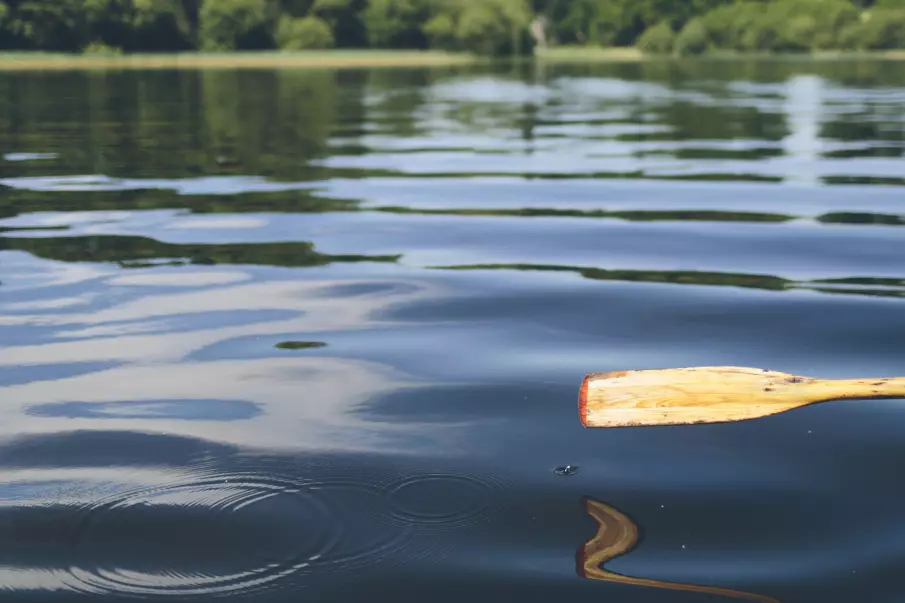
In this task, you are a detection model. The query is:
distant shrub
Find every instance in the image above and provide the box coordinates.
[674,18,708,55]
[739,15,781,51]
[82,41,123,56]
[810,0,860,49]
[700,2,763,50]
[637,22,675,54]
[364,0,430,48]
[777,14,817,51]
[857,9,905,49]
[423,13,456,49]
[837,22,865,50]
[275,16,335,50]
[199,0,273,51]
[691,0,859,53]
[423,0,532,56]
[772,0,858,51]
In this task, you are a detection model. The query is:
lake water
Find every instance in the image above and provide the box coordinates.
[1,58,905,602]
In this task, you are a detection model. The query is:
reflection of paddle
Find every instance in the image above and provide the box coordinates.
[576,497,780,602]
[579,366,905,428]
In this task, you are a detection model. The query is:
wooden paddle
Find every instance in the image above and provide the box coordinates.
[577,496,780,602]
[579,366,905,428]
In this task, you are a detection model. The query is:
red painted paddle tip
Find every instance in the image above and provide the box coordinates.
[578,374,590,427]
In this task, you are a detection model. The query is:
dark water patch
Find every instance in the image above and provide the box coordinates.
[0,362,120,388]
[384,471,510,533]
[312,281,421,298]
[364,270,905,381]
[0,431,230,470]
[60,473,432,597]
[0,432,515,599]
[358,383,565,424]
[26,399,262,421]
[275,341,327,350]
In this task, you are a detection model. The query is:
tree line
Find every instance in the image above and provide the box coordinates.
[0,0,901,56]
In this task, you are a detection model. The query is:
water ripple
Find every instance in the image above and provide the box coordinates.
[54,466,502,598]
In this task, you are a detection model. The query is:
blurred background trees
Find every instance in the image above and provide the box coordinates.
[0,0,900,56]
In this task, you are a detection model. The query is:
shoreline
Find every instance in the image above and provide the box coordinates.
[536,46,905,62]
[0,47,901,71]
[0,50,481,71]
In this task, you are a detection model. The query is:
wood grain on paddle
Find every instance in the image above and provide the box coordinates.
[576,496,780,602]
[579,366,905,428]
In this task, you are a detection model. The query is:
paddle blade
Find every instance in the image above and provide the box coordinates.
[578,366,823,428]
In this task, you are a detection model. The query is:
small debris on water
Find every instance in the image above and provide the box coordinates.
[275,341,327,350]
[553,465,579,476]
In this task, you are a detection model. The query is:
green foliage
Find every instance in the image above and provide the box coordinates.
[771,0,859,51]
[82,41,124,55]
[854,8,905,48]
[552,0,631,46]
[685,0,860,53]
[275,15,334,48]
[0,0,898,55]
[4,0,84,51]
[307,0,366,47]
[674,17,707,55]
[698,2,769,51]
[424,0,532,55]
[637,21,675,54]
[199,0,275,50]
[364,0,430,48]
[635,0,737,30]
[130,0,196,50]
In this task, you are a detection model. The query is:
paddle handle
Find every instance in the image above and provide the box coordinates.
[804,376,905,402]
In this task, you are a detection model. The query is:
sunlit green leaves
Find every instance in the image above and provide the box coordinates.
[641,0,884,55]
[423,0,532,55]
[275,15,334,48]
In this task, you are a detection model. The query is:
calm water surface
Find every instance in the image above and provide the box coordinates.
[1,59,905,602]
